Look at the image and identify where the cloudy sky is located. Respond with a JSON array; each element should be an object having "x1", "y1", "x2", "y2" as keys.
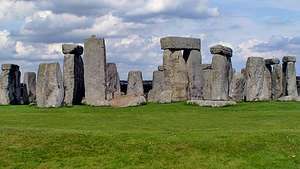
[{"x1": 0, "y1": 0, "x2": 300, "y2": 79}]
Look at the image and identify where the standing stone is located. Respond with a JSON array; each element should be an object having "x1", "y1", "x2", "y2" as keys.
[
  {"x1": 106, "y1": 63, "x2": 121, "y2": 100},
  {"x1": 260, "y1": 65, "x2": 272, "y2": 100},
  {"x1": 282, "y1": 56, "x2": 298, "y2": 97},
  {"x1": 201, "y1": 64, "x2": 212, "y2": 100},
  {"x1": 36, "y1": 63, "x2": 64, "y2": 108},
  {"x1": 127, "y1": 71, "x2": 144, "y2": 96},
  {"x1": 0, "y1": 64, "x2": 21, "y2": 105},
  {"x1": 229, "y1": 72, "x2": 246, "y2": 101},
  {"x1": 20, "y1": 83, "x2": 29, "y2": 105},
  {"x1": 210, "y1": 45, "x2": 233, "y2": 101},
  {"x1": 245, "y1": 57, "x2": 265, "y2": 101},
  {"x1": 84, "y1": 35, "x2": 107, "y2": 106},
  {"x1": 23, "y1": 72, "x2": 36, "y2": 103},
  {"x1": 63, "y1": 44, "x2": 85, "y2": 106},
  {"x1": 163, "y1": 49, "x2": 188, "y2": 101},
  {"x1": 185, "y1": 49, "x2": 203, "y2": 100}
]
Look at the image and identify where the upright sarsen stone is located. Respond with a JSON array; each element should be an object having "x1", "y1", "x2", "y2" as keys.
[
  {"x1": 127, "y1": 71, "x2": 144, "y2": 96},
  {"x1": 106, "y1": 63, "x2": 121, "y2": 100},
  {"x1": 229, "y1": 72, "x2": 245, "y2": 101},
  {"x1": 36, "y1": 63, "x2": 64, "y2": 108},
  {"x1": 201, "y1": 64, "x2": 212, "y2": 100},
  {"x1": 63, "y1": 44, "x2": 84, "y2": 106},
  {"x1": 23, "y1": 72, "x2": 36, "y2": 103},
  {"x1": 272, "y1": 64, "x2": 283, "y2": 99},
  {"x1": 84, "y1": 35, "x2": 107, "y2": 106},
  {"x1": 0, "y1": 64, "x2": 21, "y2": 105},
  {"x1": 282, "y1": 56, "x2": 298, "y2": 97},
  {"x1": 245, "y1": 57, "x2": 265, "y2": 101}
]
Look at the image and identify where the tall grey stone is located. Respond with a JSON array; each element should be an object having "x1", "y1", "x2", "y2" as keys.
[
  {"x1": 210, "y1": 45, "x2": 232, "y2": 101},
  {"x1": 260, "y1": 65, "x2": 272, "y2": 100},
  {"x1": 36, "y1": 63, "x2": 64, "y2": 108},
  {"x1": 282, "y1": 56, "x2": 298, "y2": 96},
  {"x1": 272, "y1": 64, "x2": 283, "y2": 99},
  {"x1": 106, "y1": 63, "x2": 121, "y2": 101},
  {"x1": 185, "y1": 49, "x2": 203, "y2": 100},
  {"x1": 0, "y1": 64, "x2": 21, "y2": 105},
  {"x1": 245, "y1": 57, "x2": 265, "y2": 101},
  {"x1": 163, "y1": 49, "x2": 188, "y2": 101},
  {"x1": 23, "y1": 72, "x2": 36, "y2": 103},
  {"x1": 127, "y1": 71, "x2": 144, "y2": 96},
  {"x1": 229, "y1": 72, "x2": 245, "y2": 101},
  {"x1": 201, "y1": 64, "x2": 212, "y2": 100},
  {"x1": 84, "y1": 35, "x2": 107, "y2": 106},
  {"x1": 20, "y1": 83, "x2": 29, "y2": 105},
  {"x1": 63, "y1": 44, "x2": 84, "y2": 106}
]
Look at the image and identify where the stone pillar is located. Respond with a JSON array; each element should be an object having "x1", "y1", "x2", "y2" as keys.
[
  {"x1": 245, "y1": 57, "x2": 265, "y2": 101},
  {"x1": 265, "y1": 58, "x2": 282, "y2": 99},
  {"x1": 106, "y1": 63, "x2": 121, "y2": 101},
  {"x1": 0, "y1": 64, "x2": 21, "y2": 105},
  {"x1": 282, "y1": 56, "x2": 298, "y2": 97},
  {"x1": 20, "y1": 83, "x2": 29, "y2": 105},
  {"x1": 23, "y1": 72, "x2": 36, "y2": 103},
  {"x1": 62, "y1": 44, "x2": 85, "y2": 106},
  {"x1": 127, "y1": 71, "x2": 144, "y2": 96},
  {"x1": 260, "y1": 65, "x2": 272, "y2": 100},
  {"x1": 210, "y1": 45, "x2": 233, "y2": 101},
  {"x1": 84, "y1": 35, "x2": 107, "y2": 106},
  {"x1": 201, "y1": 64, "x2": 212, "y2": 100},
  {"x1": 36, "y1": 63, "x2": 64, "y2": 108},
  {"x1": 229, "y1": 72, "x2": 246, "y2": 101}
]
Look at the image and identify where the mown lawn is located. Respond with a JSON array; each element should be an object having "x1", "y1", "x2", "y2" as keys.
[{"x1": 0, "y1": 102, "x2": 299, "y2": 169}]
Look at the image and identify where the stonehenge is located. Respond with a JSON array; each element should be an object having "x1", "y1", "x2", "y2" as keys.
[{"x1": 0, "y1": 35, "x2": 299, "y2": 108}]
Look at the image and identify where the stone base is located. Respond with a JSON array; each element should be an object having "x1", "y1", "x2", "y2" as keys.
[
  {"x1": 277, "y1": 96, "x2": 300, "y2": 102},
  {"x1": 187, "y1": 100, "x2": 237, "y2": 107},
  {"x1": 111, "y1": 95, "x2": 146, "y2": 108}
]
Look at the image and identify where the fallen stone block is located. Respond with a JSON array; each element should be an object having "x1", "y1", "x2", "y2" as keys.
[
  {"x1": 187, "y1": 100, "x2": 237, "y2": 107},
  {"x1": 111, "y1": 95, "x2": 146, "y2": 107}
]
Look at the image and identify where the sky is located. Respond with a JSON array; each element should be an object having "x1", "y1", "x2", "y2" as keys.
[{"x1": 0, "y1": 0, "x2": 300, "y2": 80}]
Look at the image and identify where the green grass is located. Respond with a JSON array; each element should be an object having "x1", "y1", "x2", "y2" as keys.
[{"x1": 0, "y1": 102, "x2": 300, "y2": 169}]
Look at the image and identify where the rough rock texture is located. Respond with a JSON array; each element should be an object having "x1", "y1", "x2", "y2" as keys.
[
  {"x1": 127, "y1": 71, "x2": 144, "y2": 96},
  {"x1": 158, "y1": 65, "x2": 164, "y2": 71},
  {"x1": 0, "y1": 64, "x2": 21, "y2": 105},
  {"x1": 84, "y1": 35, "x2": 107, "y2": 106},
  {"x1": 229, "y1": 72, "x2": 245, "y2": 101},
  {"x1": 245, "y1": 57, "x2": 265, "y2": 101},
  {"x1": 260, "y1": 66, "x2": 272, "y2": 100},
  {"x1": 160, "y1": 37, "x2": 201, "y2": 50},
  {"x1": 201, "y1": 64, "x2": 212, "y2": 100},
  {"x1": 272, "y1": 64, "x2": 283, "y2": 99},
  {"x1": 187, "y1": 100, "x2": 237, "y2": 107},
  {"x1": 62, "y1": 44, "x2": 83, "y2": 55},
  {"x1": 282, "y1": 56, "x2": 298, "y2": 97},
  {"x1": 211, "y1": 54, "x2": 230, "y2": 101},
  {"x1": 23, "y1": 72, "x2": 36, "y2": 103},
  {"x1": 210, "y1": 45, "x2": 233, "y2": 57},
  {"x1": 106, "y1": 63, "x2": 121, "y2": 101},
  {"x1": 63, "y1": 52, "x2": 84, "y2": 106},
  {"x1": 148, "y1": 70, "x2": 164, "y2": 102},
  {"x1": 36, "y1": 63, "x2": 64, "y2": 108},
  {"x1": 278, "y1": 96, "x2": 300, "y2": 101},
  {"x1": 20, "y1": 83, "x2": 29, "y2": 105},
  {"x1": 163, "y1": 49, "x2": 188, "y2": 101},
  {"x1": 265, "y1": 58, "x2": 280, "y2": 65},
  {"x1": 185, "y1": 49, "x2": 203, "y2": 100},
  {"x1": 111, "y1": 95, "x2": 146, "y2": 107}
]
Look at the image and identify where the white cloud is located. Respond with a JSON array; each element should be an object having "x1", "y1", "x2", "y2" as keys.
[{"x1": 0, "y1": 0, "x2": 36, "y2": 21}]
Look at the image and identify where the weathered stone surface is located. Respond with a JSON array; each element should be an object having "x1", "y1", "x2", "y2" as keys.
[
  {"x1": 0, "y1": 64, "x2": 21, "y2": 105},
  {"x1": 111, "y1": 95, "x2": 146, "y2": 107},
  {"x1": 23, "y1": 72, "x2": 36, "y2": 103},
  {"x1": 229, "y1": 72, "x2": 245, "y2": 101},
  {"x1": 278, "y1": 96, "x2": 300, "y2": 101},
  {"x1": 265, "y1": 58, "x2": 280, "y2": 65},
  {"x1": 260, "y1": 66, "x2": 272, "y2": 100},
  {"x1": 20, "y1": 83, "x2": 29, "y2": 105},
  {"x1": 127, "y1": 71, "x2": 144, "y2": 96},
  {"x1": 282, "y1": 61, "x2": 298, "y2": 96},
  {"x1": 148, "y1": 70, "x2": 172, "y2": 103},
  {"x1": 187, "y1": 100, "x2": 237, "y2": 107},
  {"x1": 282, "y1": 56, "x2": 296, "y2": 63},
  {"x1": 158, "y1": 65, "x2": 164, "y2": 71},
  {"x1": 210, "y1": 45, "x2": 233, "y2": 57},
  {"x1": 106, "y1": 63, "x2": 121, "y2": 101},
  {"x1": 272, "y1": 64, "x2": 283, "y2": 99},
  {"x1": 36, "y1": 63, "x2": 64, "y2": 108},
  {"x1": 163, "y1": 49, "x2": 188, "y2": 101},
  {"x1": 84, "y1": 35, "x2": 107, "y2": 106},
  {"x1": 245, "y1": 57, "x2": 265, "y2": 101},
  {"x1": 211, "y1": 54, "x2": 230, "y2": 101},
  {"x1": 62, "y1": 44, "x2": 83, "y2": 55},
  {"x1": 201, "y1": 64, "x2": 212, "y2": 100},
  {"x1": 186, "y1": 49, "x2": 203, "y2": 100},
  {"x1": 63, "y1": 53, "x2": 84, "y2": 106},
  {"x1": 160, "y1": 37, "x2": 201, "y2": 50}
]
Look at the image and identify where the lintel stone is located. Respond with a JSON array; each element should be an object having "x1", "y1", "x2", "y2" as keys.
[
  {"x1": 210, "y1": 45, "x2": 233, "y2": 57},
  {"x1": 265, "y1": 58, "x2": 280, "y2": 65},
  {"x1": 282, "y1": 56, "x2": 296, "y2": 63},
  {"x1": 62, "y1": 44, "x2": 83, "y2": 55},
  {"x1": 160, "y1": 37, "x2": 200, "y2": 50}
]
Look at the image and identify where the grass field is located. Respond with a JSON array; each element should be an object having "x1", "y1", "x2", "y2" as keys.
[{"x1": 0, "y1": 102, "x2": 300, "y2": 169}]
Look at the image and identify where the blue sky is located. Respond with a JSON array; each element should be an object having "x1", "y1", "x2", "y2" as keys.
[{"x1": 0, "y1": 0, "x2": 299, "y2": 80}]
